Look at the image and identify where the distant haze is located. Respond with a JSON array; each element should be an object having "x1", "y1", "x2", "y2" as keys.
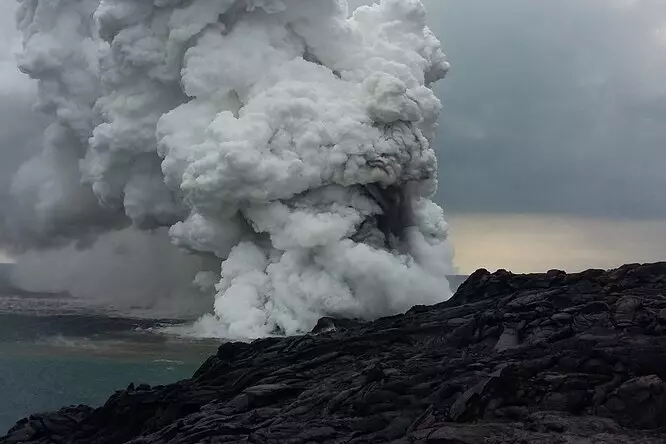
[{"x1": 0, "y1": 253, "x2": 12, "y2": 264}]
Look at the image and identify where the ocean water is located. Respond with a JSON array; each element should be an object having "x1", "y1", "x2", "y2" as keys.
[{"x1": 0, "y1": 295, "x2": 219, "y2": 434}]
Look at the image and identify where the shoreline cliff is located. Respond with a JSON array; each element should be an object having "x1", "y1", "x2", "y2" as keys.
[{"x1": 4, "y1": 262, "x2": 666, "y2": 443}]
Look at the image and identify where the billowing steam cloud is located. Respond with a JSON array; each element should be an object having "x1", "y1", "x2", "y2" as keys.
[{"x1": 10, "y1": 0, "x2": 454, "y2": 338}]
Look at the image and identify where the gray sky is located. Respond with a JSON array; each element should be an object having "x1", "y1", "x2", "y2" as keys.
[
  {"x1": 1, "y1": 0, "x2": 666, "y2": 271},
  {"x1": 429, "y1": 0, "x2": 666, "y2": 219},
  {"x1": 428, "y1": 0, "x2": 666, "y2": 271}
]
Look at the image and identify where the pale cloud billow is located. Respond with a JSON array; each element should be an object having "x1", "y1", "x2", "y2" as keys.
[{"x1": 2, "y1": 0, "x2": 456, "y2": 337}]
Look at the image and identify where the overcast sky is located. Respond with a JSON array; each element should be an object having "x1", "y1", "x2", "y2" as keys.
[
  {"x1": 1, "y1": 0, "x2": 665, "y2": 272},
  {"x1": 430, "y1": 0, "x2": 666, "y2": 219},
  {"x1": 412, "y1": 0, "x2": 666, "y2": 272}
]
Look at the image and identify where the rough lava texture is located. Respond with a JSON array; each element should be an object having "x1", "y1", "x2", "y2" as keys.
[{"x1": 5, "y1": 262, "x2": 666, "y2": 443}]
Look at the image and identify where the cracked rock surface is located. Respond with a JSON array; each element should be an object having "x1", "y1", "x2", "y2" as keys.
[{"x1": 4, "y1": 262, "x2": 666, "y2": 443}]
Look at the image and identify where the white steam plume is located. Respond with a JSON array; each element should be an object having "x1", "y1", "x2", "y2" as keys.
[
  {"x1": 12, "y1": 0, "x2": 454, "y2": 338},
  {"x1": 9, "y1": 0, "x2": 125, "y2": 248}
]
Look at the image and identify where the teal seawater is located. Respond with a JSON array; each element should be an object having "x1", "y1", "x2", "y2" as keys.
[{"x1": 0, "y1": 311, "x2": 218, "y2": 433}]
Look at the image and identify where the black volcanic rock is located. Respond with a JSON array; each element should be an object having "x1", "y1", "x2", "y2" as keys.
[{"x1": 5, "y1": 263, "x2": 666, "y2": 443}]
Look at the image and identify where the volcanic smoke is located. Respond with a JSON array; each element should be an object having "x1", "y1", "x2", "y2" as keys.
[{"x1": 9, "y1": 0, "x2": 454, "y2": 338}]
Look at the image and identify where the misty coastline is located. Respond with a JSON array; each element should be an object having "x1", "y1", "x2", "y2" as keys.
[
  {"x1": 5, "y1": 262, "x2": 666, "y2": 443},
  {"x1": 0, "y1": 267, "x2": 468, "y2": 434}
]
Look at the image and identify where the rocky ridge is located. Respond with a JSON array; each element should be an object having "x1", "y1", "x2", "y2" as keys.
[{"x1": 4, "y1": 262, "x2": 666, "y2": 443}]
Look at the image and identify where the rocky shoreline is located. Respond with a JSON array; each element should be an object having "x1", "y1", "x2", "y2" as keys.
[{"x1": 4, "y1": 262, "x2": 666, "y2": 443}]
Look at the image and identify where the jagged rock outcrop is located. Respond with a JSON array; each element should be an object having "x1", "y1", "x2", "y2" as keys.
[{"x1": 5, "y1": 262, "x2": 666, "y2": 443}]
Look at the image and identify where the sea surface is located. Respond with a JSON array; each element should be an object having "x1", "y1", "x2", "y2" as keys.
[{"x1": 0, "y1": 293, "x2": 219, "y2": 434}]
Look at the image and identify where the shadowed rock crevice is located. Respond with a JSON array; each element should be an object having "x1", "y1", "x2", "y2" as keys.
[{"x1": 4, "y1": 262, "x2": 666, "y2": 443}]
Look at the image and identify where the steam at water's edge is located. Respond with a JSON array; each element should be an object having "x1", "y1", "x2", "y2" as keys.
[{"x1": 9, "y1": 0, "x2": 454, "y2": 338}]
